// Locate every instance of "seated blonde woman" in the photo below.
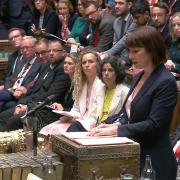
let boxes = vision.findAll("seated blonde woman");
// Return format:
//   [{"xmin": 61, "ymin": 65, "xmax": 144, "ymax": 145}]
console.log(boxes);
[
  {"xmin": 67, "ymin": 56, "xmax": 129, "ymax": 132},
  {"xmin": 39, "ymin": 49, "xmax": 104, "ymax": 135}
]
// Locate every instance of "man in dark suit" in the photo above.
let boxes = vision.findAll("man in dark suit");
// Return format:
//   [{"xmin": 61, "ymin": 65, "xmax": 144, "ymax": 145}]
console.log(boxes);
[
  {"xmin": 84, "ymin": 1, "xmax": 115, "ymax": 52},
  {"xmin": 0, "ymin": 39, "xmax": 71, "ymax": 131},
  {"xmin": 0, "ymin": 28, "xmax": 26, "ymax": 87},
  {"xmin": 151, "ymin": 2, "xmax": 172, "ymax": 48},
  {"xmin": 0, "ymin": 36, "xmax": 42, "ymax": 111}
]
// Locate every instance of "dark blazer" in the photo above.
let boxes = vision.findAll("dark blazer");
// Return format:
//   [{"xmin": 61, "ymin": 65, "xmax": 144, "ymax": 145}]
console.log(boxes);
[
  {"xmin": 30, "ymin": 8, "xmax": 60, "ymax": 36},
  {"xmin": 0, "ymin": 53, "xmax": 27, "ymax": 86},
  {"xmin": 6, "ymin": 52, "xmax": 26, "ymax": 78},
  {"xmin": 171, "ymin": 0, "xmax": 180, "ymax": 14},
  {"xmin": 108, "ymin": 65, "xmax": 177, "ymax": 180},
  {"xmin": 4, "ymin": 58, "xmax": 41, "ymax": 89},
  {"xmin": 169, "ymin": 38, "xmax": 180, "ymax": 74},
  {"xmin": 5, "ymin": 51, "xmax": 19, "ymax": 78},
  {"xmin": 160, "ymin": 23, "xmax": 172, "ymax": 48},
  {"xmin": 0, "ymin": 51, "xmax": 18, "ymax": 85},
  {"xmin": 18, "ymin": 60, "xmax": 71, "ymax": 104},
  {"xmin": 79, "ymin": 22, "xmax": 91, "ymax": 46}
]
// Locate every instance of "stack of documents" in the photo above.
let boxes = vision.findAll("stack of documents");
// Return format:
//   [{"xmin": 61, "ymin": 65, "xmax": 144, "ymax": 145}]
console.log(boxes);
[{"xmin": 62, "ymin": 132, "xmax": 134, "ymax": 146}]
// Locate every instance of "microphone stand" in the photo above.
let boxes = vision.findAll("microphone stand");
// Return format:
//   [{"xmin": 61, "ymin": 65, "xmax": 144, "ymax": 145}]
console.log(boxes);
[
  {"xmin": 32, "ymin": 111, "xmax": 38, "ymax": 156},
  {"xmin": 22, "ymin": 110, "xmax": 39, "ymax": 156}
]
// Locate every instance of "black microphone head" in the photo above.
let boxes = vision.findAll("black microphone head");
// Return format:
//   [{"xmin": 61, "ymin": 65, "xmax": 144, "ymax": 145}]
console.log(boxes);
[{"xmin": 45, "ymin": 95, "xmax": 56, "ymax": 104}]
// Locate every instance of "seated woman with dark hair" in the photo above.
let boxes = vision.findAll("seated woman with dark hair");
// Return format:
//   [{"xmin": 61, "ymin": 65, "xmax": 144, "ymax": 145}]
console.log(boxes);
[
  {"xmin": 67, "ymin": 56, "xmax": 129, "ymax": 132},
  {"xmin": 29, "ymin": 0, "xmax": 60, "ymax": 36}
]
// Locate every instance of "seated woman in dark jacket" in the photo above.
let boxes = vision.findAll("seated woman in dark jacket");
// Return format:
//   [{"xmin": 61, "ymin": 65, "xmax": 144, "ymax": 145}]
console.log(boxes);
[
  {"xmin": 29, "ymin": 0, "xmax": 60, "ymax": 36},
  {"xmin": 169, "ymin": 12, "xmax": 180, "ymax": 76}
]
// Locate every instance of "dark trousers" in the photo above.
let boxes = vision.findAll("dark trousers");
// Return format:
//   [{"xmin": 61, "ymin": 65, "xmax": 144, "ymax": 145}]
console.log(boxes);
[{"xmin": 67, "ymin": 121, "xmax": 87, "ymax": 132}]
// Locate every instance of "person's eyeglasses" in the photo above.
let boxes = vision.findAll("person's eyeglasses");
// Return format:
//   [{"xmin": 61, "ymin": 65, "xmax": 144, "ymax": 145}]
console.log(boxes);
[
  {"xmin": 21, "ymin": 46, "xmax": 34, "ymax": 50},
  {"xmin": 48, "ymin": 49, "xmax": 64, "ymax": 53},
  {"xmin": 85, "ymin": 10, "xmax": 97, "ymax": 18},
  {"xmin": 36, "ymin": 50, "xmax": 48, "ymax": 56},
  {"xmin": 9, "ymin": 34, "xmax": 21, "ymax": 41},
  {"xmin": 151, "ymin": 13, "xmax": 165, "ymax": 18}
]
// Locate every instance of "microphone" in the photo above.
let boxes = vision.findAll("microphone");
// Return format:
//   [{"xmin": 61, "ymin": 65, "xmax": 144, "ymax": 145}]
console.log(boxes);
[{"xmin": 21, "ymin": 95, "xmax": 56, "ymax": 119}]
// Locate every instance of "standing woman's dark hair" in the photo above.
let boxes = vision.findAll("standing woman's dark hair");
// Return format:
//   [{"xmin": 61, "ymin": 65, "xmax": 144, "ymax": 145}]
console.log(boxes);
[
  {"xmin": 89, "ymin": 25, "xmax": 178, "ymax": 180},
  {"xmin": 98, "ymin": 56, "xmax": 126, "ymax": 84},
  {"xmin": 126, "ymin": 26, "xmax": 167, "ymax": 66}
]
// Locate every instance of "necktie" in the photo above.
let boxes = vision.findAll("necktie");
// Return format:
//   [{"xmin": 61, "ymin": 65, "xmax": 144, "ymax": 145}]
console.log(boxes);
[
  {"xmin": 94, "ymin": 26, "xmax": 99, "ymax": 47},
  {"xmin": 16, "ymin": 62, "xmax": 31, "ymax": 83},
  {"xmin": 175, "ymin": 144, "xmax": 180, "ymax": 158}
]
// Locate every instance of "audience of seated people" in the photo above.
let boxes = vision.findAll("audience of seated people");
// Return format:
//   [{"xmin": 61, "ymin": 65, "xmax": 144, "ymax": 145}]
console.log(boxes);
[
  {"xmin": 0, "ymin": 1, "xmax": 179, "ymax": 179},
  {"xmin": 67, "ymin": 56, "xmax": 129, "ymax": 132},
  {"xmin": 0, "ymin": 28, "xmax": 26, "ymax": 86},
  {"xmin": 25, "ymin": 52, "xmax": 78, "ymax": 131},
  {"xmin": 66, "ymin": 0, "xmax": 89, "ymax": 44},
  {"xmin": 168, "ymin": 12, "xmax": 180, "ymax": 78},
  {"xmin": 0, "ymin": 36, "xmax": 42, "ymax": 112},
  {"xmin": 29, "ymin": 0, "xmax": 60, "ymax": 36},
  {"xmin": 0, "ymin": 0, "xmax": 179, "ymax": 120},
  {"xmin": 151, "ymin": 2, "xmax": 172, "ymax": 48},
  {"xmin": 39, "ymin": 49, "xmax": 104, "ymax": 135},
  {"xmin": 0, "ymin": 39, "xmax": 70, "ymax": 131},
  {"xmin": 57, "ymin": 0, "xmax": 78, "ymax": 40}
]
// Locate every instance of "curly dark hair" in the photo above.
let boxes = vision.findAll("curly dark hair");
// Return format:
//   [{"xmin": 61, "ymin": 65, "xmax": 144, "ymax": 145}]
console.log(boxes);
[{"xmin": 98, "ymin": 56, "xmax": 126, "ymax": 85}]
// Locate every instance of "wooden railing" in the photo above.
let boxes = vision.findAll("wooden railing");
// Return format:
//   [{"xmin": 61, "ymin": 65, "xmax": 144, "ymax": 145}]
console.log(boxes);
[{"xmin": 0, "ymin": 40, "xmax": 13, "ymax": 80}]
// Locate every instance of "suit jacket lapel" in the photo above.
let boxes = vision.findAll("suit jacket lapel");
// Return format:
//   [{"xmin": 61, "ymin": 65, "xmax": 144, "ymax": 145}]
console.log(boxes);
[
  {"xmin": 130, "ymin": 65, "xmax": 164, "ymax": 119},
  {"xmin": 22, "ymin": 58, "xmax": 37, "ymax": 84},
  {"xmin": 122, "ymin": 72, "xmax": 143, "ymax": 108},
  {"xmin": 96, "ymin": 85, "xmax": 106, "ymax": 119},
  {"xmin": 109, "ymin": 84, "xmax": 123, "ymax": 114}
]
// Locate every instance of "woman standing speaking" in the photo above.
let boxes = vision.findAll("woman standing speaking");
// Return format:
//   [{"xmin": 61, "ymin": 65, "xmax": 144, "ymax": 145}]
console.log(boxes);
[{"xmin": 90, "ymin": 26, "xmax": 178, "ymax": 180}]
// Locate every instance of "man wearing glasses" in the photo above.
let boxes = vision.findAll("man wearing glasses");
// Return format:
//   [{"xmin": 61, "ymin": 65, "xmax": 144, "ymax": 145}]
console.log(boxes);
[
  {"xmin": 84, "ymin": 1, "xmax": 115, "ymax": 52},
  {"xmin": 151, "ymin": 2, "xmax": 171, "ymax": 48},
  {"xmin": 0, "ymin": 36, "xmax": 41, "ymax": 112},
  {"xmin": 0, "ymin": 28, "xmax": 26, "ymax": 89},
  {"xmin": 0, "ymin": 39, "xmax": 71, "ymax": 132}
]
